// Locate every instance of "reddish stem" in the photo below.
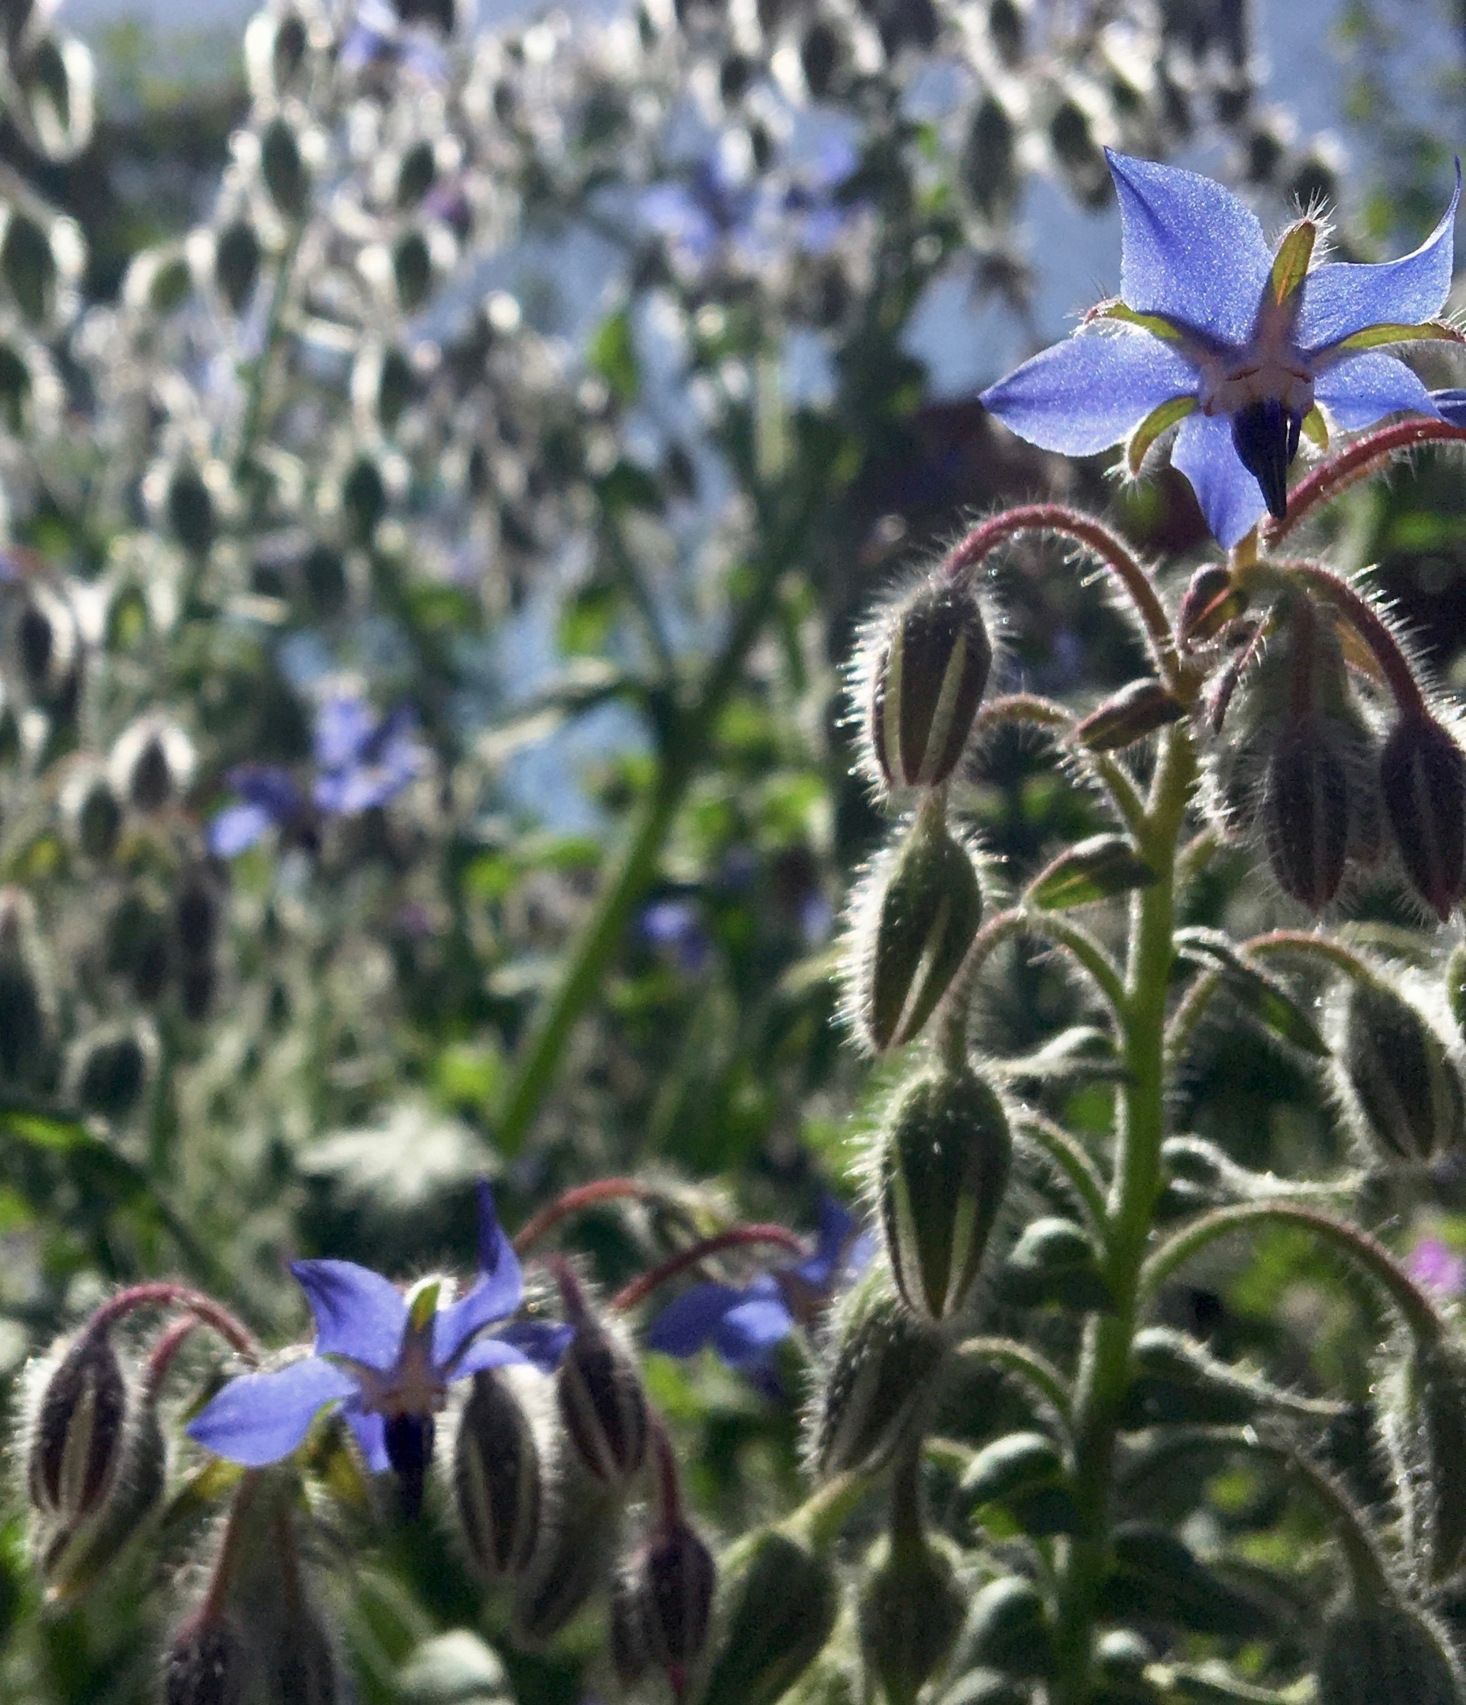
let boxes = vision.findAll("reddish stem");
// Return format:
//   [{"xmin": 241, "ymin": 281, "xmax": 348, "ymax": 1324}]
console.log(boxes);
[
  {"xmin": 1279, "ymin": 560, "xmax": 1428, "ymax": 716},
  {"xmin": 90, "ymin": 1284, "xmax": 258, "ymax": 1360},
  {"xmin": 942, "ymin": 503, "xmax": 1174, "ymax": 670},
  {"xmin": 650, "ymin": 1415, "xmax": 683, "ymax": 1529},
  {"xmin": 611, "ymin": 1225, "xmax": 807, "ymax": 1313},
  {"xmin": 143, "ymin": 1316, "xmax": 202, "ymax": 1400},
  {"xmin": 1265, "ymin": 417, "xmax": 1466, "ymax": 544},
  {"xmin": 513, "ymin": 1179, "xmax": 658, "ymax": 1255}
]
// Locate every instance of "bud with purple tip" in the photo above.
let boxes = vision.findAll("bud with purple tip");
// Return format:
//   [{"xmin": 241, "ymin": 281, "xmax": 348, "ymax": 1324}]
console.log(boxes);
[{"xmin": 1380, "ymin": 714, "xmax": 1466, "ymax": 921}]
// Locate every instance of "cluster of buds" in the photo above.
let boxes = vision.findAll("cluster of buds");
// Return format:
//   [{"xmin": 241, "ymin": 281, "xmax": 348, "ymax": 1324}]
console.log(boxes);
[{"xmin": 1198, "ymin": 570, "xmax": 1466, "ymax": 918}]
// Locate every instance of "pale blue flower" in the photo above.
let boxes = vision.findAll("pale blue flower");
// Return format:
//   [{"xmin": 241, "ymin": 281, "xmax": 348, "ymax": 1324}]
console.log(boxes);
[{"xmin": 982, "ymin": 151, "xmax": 1462, "ymax": 548}]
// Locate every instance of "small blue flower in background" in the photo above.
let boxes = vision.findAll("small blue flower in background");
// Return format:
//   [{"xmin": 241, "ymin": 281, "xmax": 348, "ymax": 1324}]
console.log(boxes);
[
  {"xmin": 981, "ymin": 150, "xmax": 1462, "ymax": 548},
  {"xmin": 207, "ymin": 691, "xmax": 424, "ymax": 857},
  {"xmin": 1407, "ymin": 1234, "xmax": 1466, "ymax": 1296},
  {"xmin": 645, "ymin": 1195, "xmax": 873, "ymax": 1392},
  {"xmin": 338, "ymin": 0, "xmax": 448, "ymax": 81},
  {"xmin": 638, "ymin": 897, "xmax": 713, "ymax": 974},
  {"xmin": 187, "ymin": 1184, "xmax": 568, "ymax": 1512}
]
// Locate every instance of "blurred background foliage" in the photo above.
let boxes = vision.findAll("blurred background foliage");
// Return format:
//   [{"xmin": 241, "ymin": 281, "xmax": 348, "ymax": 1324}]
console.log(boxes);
[{"xmin": 0, "ymin": 0, "xmax": 1463, "ymax": 1699}]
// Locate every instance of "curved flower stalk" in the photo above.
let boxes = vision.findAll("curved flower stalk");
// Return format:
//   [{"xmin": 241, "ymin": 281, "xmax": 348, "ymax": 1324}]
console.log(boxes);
[{"xmin": 982, "ymin": 151, "xmax": 1462, "ymax": 547}]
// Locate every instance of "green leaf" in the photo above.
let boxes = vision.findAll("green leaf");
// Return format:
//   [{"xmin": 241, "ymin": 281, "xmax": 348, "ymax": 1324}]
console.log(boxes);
[
  {"xmin": 1027, "ymin": 836, "xmax": 1157, "ymax": 910},
  {"xmin": 1175, "ymin": 930, "xmax": 1328, "ymax": 1056}
]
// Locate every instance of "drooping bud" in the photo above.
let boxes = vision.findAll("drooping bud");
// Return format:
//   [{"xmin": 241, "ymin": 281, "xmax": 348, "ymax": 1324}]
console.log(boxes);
[
  {"xmin": 967, "ymin": 1576, "xmax": 1053, "ymax": 1679},
  {"xmin": 642, "ymin": 1521, "xmax": 717, "ymax": 1691},
  {"xmin": 555, "ymin": 1300, "xmax": 649, "ymax": 1489},
  {"xmin": 1262, "ymin": 712, "xmax": 1358, "ymax": 909},
  {"xmin": 70, "ymin": 1025, "xmax": 152, "ymax": 1121},
  {"xmin": 700, "ymin": 1528, "xmax": 838, "ymax": 1705},
  {"xmin": 27, "ymin": 1328, "xmax": 128, "ymax": 1527},
  {"xmin": 964, "ymin": 1431, "xmax": 1077, "ymax": 1537},
  {"xmin": 1122, "ymin": 1326, "xmax": 1341, "ymax": 1428},
  {"xmin": 163, "ymin": 459, "xmax": 218, "ymax": 556},
  {"xmin": 809, "ymin": 1280, "xmax": 945, "ymax": 1478},
  {"xmin": 1178, "ymin": 563, "xmax": 1246, "ymax": 646},
  {"xmin": 857, "ymin": 810, "xmax": 983, "ymax": 1053},
  {"xmin": 260, "ymin": 116, "xmax": 311, "ymax": 219},
  {"xmin": 878, "ymin": 1064, "xmax": 1012, "ymax": 1320},
  {"xmin": 1380, "ymin": 715, "xmax": 1466, "ymax": 920},
  {"xmin": 858, "ymin": 1534, "xmax": 965, "ymax": 1703},
  {"xmin": 1379, "ymin": 1335, "xmax": 1466, "ymax": 1583},
  {"xmin": 110, "ymin": 717, "xmax": 194, "ymax": 814},
  {"xmin": 0, "ymin": 886, "xmax": 53, "ymax": 1084},
  {"xmin": 211, "ymin": 219, "xmax": 262, "ymax": 315},
  {"xmin": 1074, "ymin": 679, "xmax": 1184, "ymax": 752},
  {"xmin": 62, "ymin": 765, "xmax": 122, "ymax": 862},
  {"xmin": 1, "ymin": 208, "xmax": 63, "ymax": 328},
  {"xmin": 867, "ymin": 577, "xmax": 992, "ymax": 791},
  {"xmin": 995, "ymin": 1217, "xmax": 1112, "ymax": 1313},
  {"xmin": 1103, "ymin": 1524, "xmax": 1275, "ymax": 1639},
  {"xmin": 511, "ymin": 1476, "xmax": 623, "ymax": 1647},
  {"xmin": 1333, "ymin": 976, "xmax": 1466, "ymax": 1166},
  {"xmin": 960, "ymin": 94, "xmax": 1018, "ymax": 220},
  {"xmin": 341, "ymin": 451, "xmax": 389, "ymax": 544},
  {"xmin": 163, "ymin": 1616, "xmax": 247, "ymax": 1705},
  {"xmin": 453, "ymin": 1371, "xmax": 542, "ymax": 1579},
  {"xmin": 1315, "ymin": 1598, "xmax": 1465, "ymax": 1705}
]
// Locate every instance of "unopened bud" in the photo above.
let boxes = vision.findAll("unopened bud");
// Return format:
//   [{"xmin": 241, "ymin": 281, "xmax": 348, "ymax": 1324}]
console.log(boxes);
[
  {"xmin": 392, "ymin": 228, "xmax": 435, "ymax": 313},
  {"xmin": 867, "ymin": 579, "xmax": 992, "ymax": 790},
  {"xmin": 556, "ymin": 1316, "xmax": 649, "ymax": 1488},
  {"xmin": 341, "ymin": 452, "xmax": 388, "ymax": 544},
  {"xmin": 1075, "ymin": 679, "xmax": 1184, "ymax": 753},
  {"xmin": 878, "ymin": 1065, "xmax": 1012, "ymax": 1320},
  {"xmin": 1381, "ymin": 715, "xmax": 1466, "ymax": 920},
  {"xmin": 643, "ymin": 1521, "xmax": 717, "ymax": 1687},
  {"xmin": 859, "ymin": 812, "xmax": 983, "ymax": 1053},
  {"xmin": 1, "ymin": 208, "xmax": 61, "ymax": 327},
  {"xmin": 0, "ymin": 887, "xmax": 51, "ymax": 1085},
  {"xmin": 28, "ymin": 1328, "xmax": 128, "ymax": 1526},
  {"xmin": 453, "ymin": 1371, "xmax": 542, "ymax": 1578},
  {"xmin": 995, "ymin": 1217, "xmax": 1112, "ymax": 1312},
  {"xmin": 260, "ymin": 116, "xmax": 310, "ymax": 218},
  {"xmin": 1123, "ymin": 1326, "xmax": 1337, "ymax": 1428},
  {"xmin": 1335, "ymin": 977, "xmax": 1466, "ymax": 1166},
  {"xmin": 212, "ymin": 220, "xmax": 261, "ymax": 315},
  {"xmin": 968, "ymin": 1575, "xmax": 1052, "ymax": 1678},
  {"xmin": 1178, "ymin": 564, "xmax": 1245, "ymax": 646},
  {"xmin": 1381, "ymin": 1337, "xmax": 1466, "ymax": 1583},
  {"xmin": 164, "ymin": 1616, "xmax": 246, "ymax": 1705},
  {"xmin": 71, "ymin": 1025, "xmax": 152, "ymax": 1120},
  {"xmin": 62, "ymin": 766, "xmax": 122, "ymax": 862},
  {"xmin": 961, "ymin": 94, "xmax": 1018, "ymax": 220},
  {"xmin": 964, "ymin": 1431, "xmax": 1077, "ymax": 1537},
  {"xmin": 165, "ymin": 460, "xmax": 217, "ymax": 556},
  {"xmin": 1262, "ymin": 713, "xmax": 1357, "ymax": 909},
  {"xmin": 1316, "ymin": 1599, "xmax": 1465, "ymax": 1705},
  {"xmin": 988, "ymin": 0, "xmax": 1026, "ymax": 65},
  {"xmin": 107, "ymin": 891, "xmax": 172, "ymax": 1003},
  {"xmin": 860, "ymin": 1533, "xmax": 965, "ymax": 1701},
  {"xmin": 111, "ymin": 717, "xmax": 194, "ymax": 813},
  {"xmin": 511, "ymin": 1478, "xmax": 622, "ymax": 1647},
  {"xmin": 811, "ymin": 1283, "xmax": 945, "ymax": 1477},
  {"xmin": 175, "ymin": 871, "xmax": 220, "ymax": 962},
  {"xmin": 701, "ymin": 1528, "xmax": 838, "ymax": 1705}
]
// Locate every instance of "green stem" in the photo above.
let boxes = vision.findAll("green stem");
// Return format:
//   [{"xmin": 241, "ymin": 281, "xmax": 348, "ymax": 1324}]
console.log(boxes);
[
  {"xmin": 956, "ymin": 1336, "xmax": 1073, "ymax": 1431},
  {"xmin": 494, "ymin": 536, "xmax": 793, "ymax": 1155},
  {"xmin": 1049, "ymin": 722, "xmax": 1195, "ymax": 1705}
]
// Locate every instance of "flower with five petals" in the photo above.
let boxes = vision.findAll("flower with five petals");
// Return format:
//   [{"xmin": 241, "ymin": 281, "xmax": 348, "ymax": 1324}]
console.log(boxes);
[
  {"xmin": 187, "ymin": 1184, "xmax": 568, "ymax": 1512},
  {"xmin": 981, "ymin": 150, "xmax": 1462, "ymax": 548}
]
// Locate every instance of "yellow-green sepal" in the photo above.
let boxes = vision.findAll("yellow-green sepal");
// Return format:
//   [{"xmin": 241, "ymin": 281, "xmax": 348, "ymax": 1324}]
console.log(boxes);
[
  {"xmin": 1269, "ymin": 220, "xmax": 1318, "ymax": 305},
  {"xmin": 1126, "ymin": 394, "xmax": 1197, "ymax": 474},
  {"xmin": 406, "ymin": 1275, "xmax": 443, "ymax": 1333},
  {"xmin": 1084, "ymin": 298, "xmax": 1186, "ymax": 342},
  {"xmin": 1331, "ymin": 318, "xmax": 1466, "ymax": 352},
  {"xmin": 1300, "ymin": 404, "xmax": 1329, "ymax": 449}
]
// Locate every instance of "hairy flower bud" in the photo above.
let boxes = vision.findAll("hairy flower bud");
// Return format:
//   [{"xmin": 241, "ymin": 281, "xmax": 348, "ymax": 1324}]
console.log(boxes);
[
  {"xmin": 1178, "ymin": 563, "xmax": 1246, "ymax": 646},
  {"xmin": 701, "ymin": 1528, "xmax": 837, "ymax": 1705},
  {"xmin": 556, "ymin": 1316, "xmax": 649, "ymax": 1488},
  {"xmin": 1262, "ymin": 712, "xmax": 1365, "ymax": 909},
  {"xmin": 1334, "ymin": 977, "xmax": 1466, "ymax": 1166},
  {"xmin": 968, "ymin": 1576, "xmax": 1052, "ymax": 1678},
  {"xmin": 38, "ymin": 1392, "xmax": 166, "ymax": 1600},
  {"xmin": 62, "ymin": 765, "xmax": 122, "ymax": 862},
  {"xmin": 211, "ymin": 219, "xmax": 261, "ymax": 315},
  {"xmin": 511, "ymin": 1477, "xmax": 623, "ymax": 1647},
  {"xmin": 867, "ymin": 578, "xmax": 993, "ymax": 791},
  {"xmin": 964, "ymin": 1431, "xmax": 1077, "ymax": 1537},
  {"xmin": 164, "ymin": 1616, "xmax": 246, "ymax": 1705},
  {"xmin": 1, "ymin": 208, "xmax": 62, "ymax": 328},
  {"xmin": 260, "ymin": 116, "xmax": 310, "ymax": 218},
  {"xmin": 0, "ymin": 886, "xmax": 52, "ymax": 1085},
  {"xmin": 859, "ymin": 1534, "xmax": 965, "ymax": 1702},
  {"xmin": 995, "ymin": 1217, "xmax": 1112, "ymax": 1312},
  {"xmin": 70, "ymin": 1025, "xmax": 152, "ymax": 1121},
  {"xmin": 27, "ymin": 1328, "xmax": 128, "ymax": 1527},
  {"xmin": 810, "ymin": 1282, "xmax": 945, "ymax": 1478},
  {"xmin": 111, "ymin": 717, "xmax": 194, "ymax": 815},
  {"xmin": 1316, "ymin": 1600, "xmax": 1465, "ymax": 1705},
  {"xmin": 453, "ymin": 1371, "xmax": 542, "ymax": 1579},
  {"xmin": 878, "ymin": 1065, "xmax": 1011, "ymax": 1320},
  {"xmin": 1380, "ymin": 1337, "xmax": 1466, "ymax": 1583},
  {"xmin": 1075, "ymin": 679, "xmax": 1184, "ymax": 752},
  {"xmin": 858, "ymin": 811, "xmax": 983, "ymax": 1053},
  {"xmin": 642, "ymin": 1521, "xmax": 717, "ymax": 1688},
  {"xmin": 1381, "ymin": 715, "xmax": 1466, "ymax": 920},
  {"xmin": 164, "ymin": 460, "xmax": 218, "ymax": 556}
]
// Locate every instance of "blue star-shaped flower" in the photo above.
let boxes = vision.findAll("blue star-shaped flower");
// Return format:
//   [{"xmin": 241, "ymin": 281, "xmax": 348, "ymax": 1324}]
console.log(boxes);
[
  {"xmin": 206, "ymin": 692, "xmax": 424, "ymax": 857},
  {"xmin": 981, "ymin": 151, "xmax": 1462, "ymax": 548},
  {"xmin": 186, "ymin": 1185, "xmax": 568, "ymax": 1511},
  {"xmin": 644, "ymin": 1196, "xmax": 873, "ymax": 1391}
]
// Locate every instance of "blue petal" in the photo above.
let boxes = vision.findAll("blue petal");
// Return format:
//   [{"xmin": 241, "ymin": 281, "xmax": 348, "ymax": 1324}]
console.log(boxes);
[
  {"xmin": 794, "ymin": 1195, "xmax": 858, "ymax": 1290},
  {"xmin": 713, "ymin": 1295, "xmax": 795, "ymax": 1366},
  {"xmin": 1106, "ymin": 150, "xmax": 1273, "ymax": 347},
  {"xmin": 186, "ymin": 1357, "xmax": 357, "ymax": 1466},
  {"xmin": 432, "ymin": 1182, "xmax": 524, "ymax": 1369},
  {"xmin": 498, "ymin": 1319, "xmax": 575, "ymax": 1372},
  {"xmin": 645, "ymin": 1282, "xmax": 747, "ymax": 1357},
  {"xmin": 448, "ymin": 1335, "xmax": 529, "ymax": 1379},
  {"xmin": 313, "ymin": 693, "xmax": 375, "ymax": 770},
  {"xmin": 290, "ymin": 1259, "xmax": 406, "ymax": 1370},
  {"xmin": 1171, "ymin": 411, "xmax": 1271, "ymax": 549},
  {"xmin": 981, "ymin": 333, "xmax": 1196, "ymax": 455},
  {"xmin": 207, "ymin": 801, "xmax": 274, "ymax": 858},
  {"xmin": 1297, "ymin": 165, "xmax": 1460, "ymax": 353},
  {"xmin": 343, "ymin": 1401, "xmax": 391, "ymax": 1473},
  {"xmin": 1313, "ymin": 351, "xmax": 1442, "ymax": 430},
  {"xmin": 1432, "ymin": 389, "xmax": 1466, "ymax": 426}
]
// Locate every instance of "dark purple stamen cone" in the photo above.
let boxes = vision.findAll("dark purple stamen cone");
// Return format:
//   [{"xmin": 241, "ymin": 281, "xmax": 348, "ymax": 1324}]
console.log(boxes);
[
  {"xmin": 1262, "ymin": 715, "xmax": 1352, "ymax": 909},
  {"xmin": 645, "ymin": 1522, "xmax": 717, "ymax": 1693},
  {"xmin": 384, "ymin": 1413, "xmax": 435, "ymax": 1519},
  {"xmin": 556, "ymin": 1317, "xmax": 649, "ymax": 1487},
  {"xmin": 454, "ymin": 1372, "xmax": 542, "ymax": 1578},
  {"xmin": 1231, "ymin": 396, "xmax": 1302, "ymax": 520},
  {"xmin": 29, "ymin": 1327, "xmax": 128, "ymax": 1526},
  {"xmin": 1381, "ymin": 715, "xmax": 1466, "ymax": 920}
]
